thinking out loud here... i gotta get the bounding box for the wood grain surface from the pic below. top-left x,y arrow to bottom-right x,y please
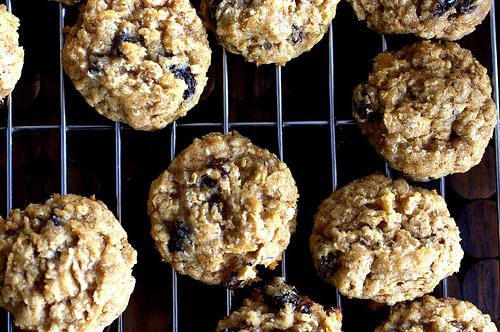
0,0 -> 498,331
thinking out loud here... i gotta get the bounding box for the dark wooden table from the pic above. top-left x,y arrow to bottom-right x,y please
0,0 -> 498,330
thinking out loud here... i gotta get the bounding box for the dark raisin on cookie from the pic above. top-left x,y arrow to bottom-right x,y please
51,215 -> 64,227
354,91 -> 381,123
113,30 -> 145,55
265,288 -> 301,310
168,220 -> 190,252
225,273 -> 245,289
288,25 -> 304,44
198,174 -> 218,188
319,252 -> 340,278
299,300 -> 314,314
169,65 -> 196,100
88,61 -> 103,75
209,0 -> 224,27
208,159 -> 230,178
434,0 -> 476,17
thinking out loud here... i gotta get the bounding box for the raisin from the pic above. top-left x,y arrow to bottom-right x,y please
434,0 -> 475,17
263,42 -> 272,50
225,273 -> 245,289
354,92 -> 381,123
169,65 -> 196,100
199,174 -> 218,188
299,300 -> 314,314
113,31 -> 145,55
88,62 -> 103,75
168,220 -> 190,252
51,215 -> 64,226
209,0 -> 223,26
288,25 -> 304,44
208,159 -> 229,178
266,289 -> 301,310
319,252 -> 340,278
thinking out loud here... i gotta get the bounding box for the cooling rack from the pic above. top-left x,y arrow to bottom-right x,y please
1,0 -> 499,330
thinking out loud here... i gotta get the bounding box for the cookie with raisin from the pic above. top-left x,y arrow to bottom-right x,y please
347,0 -> 491,40
375,295 -> 497,331
148,132 -> 298,287
310,173 -> 463,305
216,277 -> 342,331
200,0 -> 339,65
62,0 -> 211,130
0,194 -> 137,332
0,5 -> 23,100
353,41 -> 496,181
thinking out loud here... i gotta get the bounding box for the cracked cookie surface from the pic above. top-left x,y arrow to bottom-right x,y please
347,0 -> 491,40
148,132 -> 298,287
200,0 -> 339,65
375,295 -> 498,331
62,0 -> 211,131
310,173 -> 463,305
353,41 -> 496,181
216,277 -> 342,332
0,5 -> 23,100
0,194 -> 137,332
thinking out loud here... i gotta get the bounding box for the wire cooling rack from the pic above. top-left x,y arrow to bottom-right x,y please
1,0 -> 499,330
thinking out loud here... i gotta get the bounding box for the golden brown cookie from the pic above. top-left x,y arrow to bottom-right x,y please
200,0 -> 339,65
216,277 -> 342,332
0,194 -> 137,332
353,41 -> 497,181
62,0 -> 211,131
347,0 -> 491,40
148,132 -> 298,287
0,5 -> 23,100
310,173 -> 463,305
375,295 -> 498,331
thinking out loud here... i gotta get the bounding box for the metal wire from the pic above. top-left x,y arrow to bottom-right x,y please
115,121 -> 124,332
275,65 -> 287,281
328,24 -> 342,309
489,0 -> 500,265
170,122 -> 179,332
222,49 -> 233,316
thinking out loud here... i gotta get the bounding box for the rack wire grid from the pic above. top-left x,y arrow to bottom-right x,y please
1,0 -> 499,331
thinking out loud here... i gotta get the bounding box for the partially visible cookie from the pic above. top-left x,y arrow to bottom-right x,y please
353,41 -> 496,181
216,277 -> 342,332
310,173 -> 463,305
375,295 -> 498,331
50,0 -> 81,5
0,5 -> 23,100
148,132 -> 298,287
0,194 -> 137,332
200,0 -> 339,65
347,0 -> 491,40
62,0 -> 211,131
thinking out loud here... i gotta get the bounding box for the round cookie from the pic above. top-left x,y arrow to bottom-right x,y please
148,132 -> 298,287
0,194 -> 137,332
353,41 -> 496,181
347,0 -> 491,40
0,5 -> 23,100
200,0 -> 339,66
62,0 -> 211,131
310,173 -> 463,305
375,295 -> 498,331
216,277 -> 342,332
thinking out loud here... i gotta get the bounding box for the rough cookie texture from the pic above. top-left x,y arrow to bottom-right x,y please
0,194 -> 137,332
216,278 -> 342,332
62,0 -> 211,131
148,132 -> 298,287
353,41 -> 496,181
0,5 -> 23,100
347,0 -> 491,40
375,295 -> 498,331
310,173 -> 463,305
200,0 -> 339,65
